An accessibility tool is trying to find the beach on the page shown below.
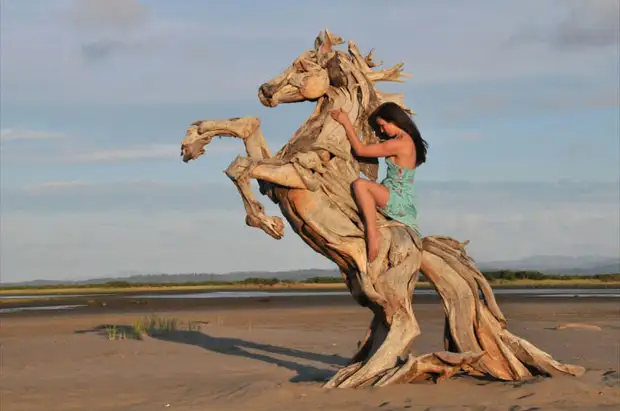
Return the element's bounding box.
[1,295,618,411]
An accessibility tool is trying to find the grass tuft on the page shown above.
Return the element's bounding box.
[102,315,202,341]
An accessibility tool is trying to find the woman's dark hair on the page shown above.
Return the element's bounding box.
[368,102,429,166]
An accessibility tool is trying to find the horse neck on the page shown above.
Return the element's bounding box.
[276,89,364,160]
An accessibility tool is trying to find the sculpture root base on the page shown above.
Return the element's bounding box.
[326,351,486,388]
[323,235,585,389]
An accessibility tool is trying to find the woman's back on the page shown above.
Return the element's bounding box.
[387,133,417,170]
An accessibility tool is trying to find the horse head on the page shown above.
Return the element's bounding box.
[258,29,412,113]
[258,29,413,180]
[257,29,347,108]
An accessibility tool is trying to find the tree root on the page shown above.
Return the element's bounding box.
[323,235,585,388]
[374,351,486,386]
[420,236,585,381]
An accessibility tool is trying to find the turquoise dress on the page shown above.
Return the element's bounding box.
[378,157,420,234]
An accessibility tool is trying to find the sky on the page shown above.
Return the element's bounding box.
[1,0,619,283]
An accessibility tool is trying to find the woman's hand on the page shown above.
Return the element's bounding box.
[330,109,350,126]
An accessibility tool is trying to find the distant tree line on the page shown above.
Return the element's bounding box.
[472,270,619,282]
[0,271,618,291]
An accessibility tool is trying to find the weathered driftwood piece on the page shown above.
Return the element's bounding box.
[179,29,585,388]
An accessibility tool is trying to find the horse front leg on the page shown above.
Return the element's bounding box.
[181,116,326,240]
[224,155,311,239]
[181,116,272,162]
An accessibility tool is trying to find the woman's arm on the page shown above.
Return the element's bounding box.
[332,109,403,158]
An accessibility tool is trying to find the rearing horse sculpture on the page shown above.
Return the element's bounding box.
[179,29,584,389]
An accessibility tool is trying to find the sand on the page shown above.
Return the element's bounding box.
[1,298,618,411]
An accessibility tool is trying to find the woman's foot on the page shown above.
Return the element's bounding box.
[367,228,381,262]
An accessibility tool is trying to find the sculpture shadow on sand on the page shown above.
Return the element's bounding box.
[75,323,348,383]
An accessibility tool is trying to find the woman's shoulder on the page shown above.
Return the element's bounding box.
[397,134,415,151]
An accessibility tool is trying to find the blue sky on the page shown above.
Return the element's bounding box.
[1,0,619,282]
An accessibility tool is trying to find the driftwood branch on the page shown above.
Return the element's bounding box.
[366,62,412,83]
[179,28,585,392]
[348,40,411,83]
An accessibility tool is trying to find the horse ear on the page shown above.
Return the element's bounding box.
[324,29,344,47]
[314,32,333,54]
[314,28,344,54]
[314,31,325,51]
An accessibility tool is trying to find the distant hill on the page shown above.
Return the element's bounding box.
[3,255,619,286]
[477,255,620,275]
[5,269,341,287]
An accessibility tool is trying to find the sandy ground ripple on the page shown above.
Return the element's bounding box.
[1,299,618,411]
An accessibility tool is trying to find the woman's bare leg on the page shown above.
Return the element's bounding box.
[351,178,390,262]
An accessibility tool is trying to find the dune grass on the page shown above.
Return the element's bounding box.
[103,315,200,341]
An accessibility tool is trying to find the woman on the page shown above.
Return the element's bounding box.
[330,102,428,262]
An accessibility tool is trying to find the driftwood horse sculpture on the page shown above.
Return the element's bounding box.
[179,29,584,388]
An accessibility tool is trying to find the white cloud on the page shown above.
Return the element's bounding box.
[24,180,88,191]
[1,180,240,213]
[74,144,180,162]
[544,0,619,49]
[69,0,148,32]
[542,88,620,110]
[421,197,620,262]
[72,141,242,163]
[435,85,620,125]
[1,1,617,105]
[0,210,332,283]
[424,129,489,145]
[0,138,243,165]
[67,0,160,64]
[0,128,64,141]
[1,180,618,282]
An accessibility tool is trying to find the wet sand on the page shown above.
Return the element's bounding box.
[1,285,618,317]
[1,297,618,411]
